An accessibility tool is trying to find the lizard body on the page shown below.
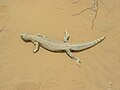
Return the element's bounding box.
[21,31,105,65]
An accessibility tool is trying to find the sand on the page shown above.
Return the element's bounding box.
[0,0,120,90]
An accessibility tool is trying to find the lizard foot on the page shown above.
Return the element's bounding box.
[32,41,40,53]
[76,58,81,67]
[64,29,70,43]
[64,29,70,38]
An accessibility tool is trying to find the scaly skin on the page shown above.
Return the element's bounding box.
[21,31,105,66]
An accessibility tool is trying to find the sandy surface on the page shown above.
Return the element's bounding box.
[0,0,120,90]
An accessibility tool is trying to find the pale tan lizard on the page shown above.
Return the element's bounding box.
[21,31,105,66]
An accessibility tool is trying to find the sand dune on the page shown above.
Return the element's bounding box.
[0,0,120,90]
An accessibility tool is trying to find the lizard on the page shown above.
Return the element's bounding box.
[21,31,105,66]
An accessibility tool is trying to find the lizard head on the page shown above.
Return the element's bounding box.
[21,33,32,42]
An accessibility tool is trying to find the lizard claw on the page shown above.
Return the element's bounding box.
[64,29,70,40]
[33,49,38,53]
[76,58,81,67]
[65,29,70,36]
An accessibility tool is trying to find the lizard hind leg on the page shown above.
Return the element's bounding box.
[32,41,40,53]
[66,49,81,66]
[64,29,70,43]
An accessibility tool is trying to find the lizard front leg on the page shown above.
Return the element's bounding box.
[64,29,70,43]
[32,41,40,53]
[66,49,81,66]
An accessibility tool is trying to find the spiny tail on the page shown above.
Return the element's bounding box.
[70,36,106,51]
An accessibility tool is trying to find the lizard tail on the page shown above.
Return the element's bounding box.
[70,36,106,51]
